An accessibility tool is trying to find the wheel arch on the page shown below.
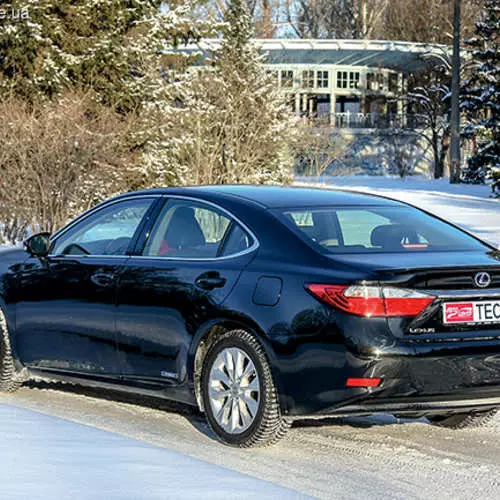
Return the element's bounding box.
[188,316,286,413]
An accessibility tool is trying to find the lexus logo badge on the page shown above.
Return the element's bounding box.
[474,272,492,288]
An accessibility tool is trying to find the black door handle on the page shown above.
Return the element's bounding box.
[195,273,227,291]
[91,272,115,288]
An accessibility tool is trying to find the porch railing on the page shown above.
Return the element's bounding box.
[305,112,429,130]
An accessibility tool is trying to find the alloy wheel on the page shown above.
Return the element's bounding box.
[208,347,261,434]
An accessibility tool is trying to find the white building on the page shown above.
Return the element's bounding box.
[196,38,448,130]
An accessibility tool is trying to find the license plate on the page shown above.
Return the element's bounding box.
[443,301,500,325]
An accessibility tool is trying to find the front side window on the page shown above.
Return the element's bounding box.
[143,199,253,259]
[277,206,487,254]
[51,198,153,256]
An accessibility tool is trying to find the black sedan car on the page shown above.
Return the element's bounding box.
[1,185,499,446]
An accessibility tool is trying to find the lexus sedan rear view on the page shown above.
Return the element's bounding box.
[0,185,499,447]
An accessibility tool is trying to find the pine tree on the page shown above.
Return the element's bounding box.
[0,1,211,111]
[207,0,293,182]
[0,0,216,239]
[0,1,63,98]
[461,0,499,196]
[145,0,293,186]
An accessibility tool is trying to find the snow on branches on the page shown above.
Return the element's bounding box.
[138,0,294,187]
[461,0,499,195]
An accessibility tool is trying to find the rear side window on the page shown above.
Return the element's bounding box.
[277,206,487,254]
[220,224,254,257]
[143,199,254,259]
[143,200,230,258]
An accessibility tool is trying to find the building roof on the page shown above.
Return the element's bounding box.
[192,39,449,73]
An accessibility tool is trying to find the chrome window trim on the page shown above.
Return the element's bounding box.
[48,195,161,258]
[135,194,260,262]
[48,193,260,262]
[48,255,128,260]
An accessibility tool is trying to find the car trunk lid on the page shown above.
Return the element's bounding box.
[328,250,500,340]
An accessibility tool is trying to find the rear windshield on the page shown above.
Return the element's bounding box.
[275,206,487,254]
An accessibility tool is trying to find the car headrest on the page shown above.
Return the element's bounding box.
[165,206,205,249]
[371,224,419,250]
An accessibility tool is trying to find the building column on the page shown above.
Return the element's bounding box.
[302,94,308,113]
[295,93,301,116]
[361,71,367,91]
[360,72,368,116]
[397,73,404,115]
[360,95,366,115]
[398,74,406,127]
[330,92,336,125]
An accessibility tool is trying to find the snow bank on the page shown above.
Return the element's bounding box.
[0,404,304,499]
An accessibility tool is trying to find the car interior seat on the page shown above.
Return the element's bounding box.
[371,224,420,251]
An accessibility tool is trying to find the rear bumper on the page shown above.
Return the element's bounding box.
[280,341,500,417]
[306,391,500,418]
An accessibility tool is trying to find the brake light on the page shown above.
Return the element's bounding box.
[306,284,435,318]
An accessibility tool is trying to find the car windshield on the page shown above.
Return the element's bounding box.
[276,206,488,254]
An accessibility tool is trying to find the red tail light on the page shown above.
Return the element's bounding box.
[306,284,435,318]
[346,377,382,388]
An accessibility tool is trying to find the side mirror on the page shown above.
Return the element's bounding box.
[24,233,51,258]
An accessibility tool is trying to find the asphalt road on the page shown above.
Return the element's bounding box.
[1,383,499,499]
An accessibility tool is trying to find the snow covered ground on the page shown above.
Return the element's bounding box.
[296,176,500,247]
[0,403,303,499]
[1,385,499,499]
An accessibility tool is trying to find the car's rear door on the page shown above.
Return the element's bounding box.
[115,196,258,388]
[13,196,157,379]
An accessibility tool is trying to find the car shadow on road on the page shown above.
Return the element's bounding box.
[293,414,427,429]
[23,380,218,441]
[22,381,427,440]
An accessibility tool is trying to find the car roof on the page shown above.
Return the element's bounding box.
[124,185,402,209]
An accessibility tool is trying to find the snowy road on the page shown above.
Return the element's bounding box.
[1,384,499,499]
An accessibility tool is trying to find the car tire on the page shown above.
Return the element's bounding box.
[427,409,498,429]
[201,329,290,447]
[0,307,22,393]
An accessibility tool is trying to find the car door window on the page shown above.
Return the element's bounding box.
[219,224,254,257]
[143,200,233,259]
[51,198,153,256]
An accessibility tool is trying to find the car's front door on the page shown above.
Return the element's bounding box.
[13,196,156,378]
[115,197,257,389]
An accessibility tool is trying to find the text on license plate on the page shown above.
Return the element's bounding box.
[443,301,500,324]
